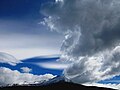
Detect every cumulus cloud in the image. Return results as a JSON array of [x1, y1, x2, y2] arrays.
[[0, 67, 56, 86], [64, 46, 120, 83], [41, 0, 120, 84], [21, 67, 32, 73], [0, 52, 20, 66]]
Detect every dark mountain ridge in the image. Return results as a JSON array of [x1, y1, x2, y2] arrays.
[[0, 76, 116, 90]]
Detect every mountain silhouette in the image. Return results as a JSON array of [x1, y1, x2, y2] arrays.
[[0, 76, 115, 90]]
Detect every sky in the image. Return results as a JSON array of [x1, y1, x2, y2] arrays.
[[0, 0, 65, 86], [0, 0, 63, 59], [1, 0, 120, 89], [0, 52, 67, 86], [0, 55, 63, 75]]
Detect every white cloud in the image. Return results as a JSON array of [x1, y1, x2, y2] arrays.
[[21, 67, 32, 73], [56, 0, 64, 2], [37, 62, 69, 70], [83, 83, 120, 90], [0, 52, 20, 66], [36, 54, 60, 58], [1, 48, 61, 60], [0, 33, 63, 59], [41, 0, 120, 84], [0, 67, 56, 86]]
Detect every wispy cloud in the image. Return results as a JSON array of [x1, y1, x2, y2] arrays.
[[0, 33, 62, 59], [0, 18, 63, 59], [0, 52, 20, 66], [36, 62, 69, 70]]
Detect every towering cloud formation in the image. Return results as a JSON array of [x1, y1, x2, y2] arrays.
[[41, 0, 120, 83]]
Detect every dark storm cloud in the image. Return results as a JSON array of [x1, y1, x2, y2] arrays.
[[41, 0, 120, 83], [42, 0, 120, 56]]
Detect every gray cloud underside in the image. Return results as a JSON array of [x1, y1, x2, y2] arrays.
[[41, 0, 120, 84]]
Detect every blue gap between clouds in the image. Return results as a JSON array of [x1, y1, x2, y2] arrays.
[[0, 57, 63, 76]]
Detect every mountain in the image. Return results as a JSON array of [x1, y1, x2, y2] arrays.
[[0, 76, 115, 90]]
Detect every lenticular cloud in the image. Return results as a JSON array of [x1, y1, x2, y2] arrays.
[[41, 0, 120, 83], [0, 52, 20, 66]]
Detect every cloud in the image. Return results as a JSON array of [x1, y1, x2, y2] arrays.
[[0, 33, 63, 59], [42, 0, 120, 56], [83, 83, 120, 90], [0, 67, 56, 86], [64, 46, 120, 83], [37, 62, 69, 70], [41, 0, 120, 84], [0, 52, 20, 66], [1, 48, 61, 60], [21, 67, 32, 73]]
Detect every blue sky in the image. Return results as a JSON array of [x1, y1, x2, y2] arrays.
[[0, 56, 63, 76], [0, 0, 63, 59]]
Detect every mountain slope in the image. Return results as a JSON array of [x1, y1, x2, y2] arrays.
[[0, 76, 115, 90]]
